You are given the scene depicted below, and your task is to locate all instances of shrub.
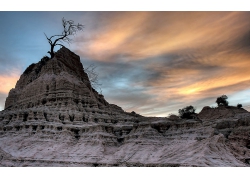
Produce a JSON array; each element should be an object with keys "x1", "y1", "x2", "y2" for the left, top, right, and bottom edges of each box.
[
  {"x1": 237, "y1": 104, "x2": 242, "y2": 108},
  {"x1": 216, "y1": 95, "x2": 229, "y2": 106},
  {"x1": 178, "y1": 105, "x2": 196, "y2": 119}
]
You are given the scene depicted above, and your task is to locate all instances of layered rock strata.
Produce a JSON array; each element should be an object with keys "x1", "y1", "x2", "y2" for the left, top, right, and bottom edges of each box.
[{"x1": 0, "y1": 47, "x2": 250, "y2": 167}]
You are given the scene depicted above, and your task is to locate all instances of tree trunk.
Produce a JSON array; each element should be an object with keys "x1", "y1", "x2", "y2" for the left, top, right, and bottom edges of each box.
[{"x1": 49, "y1": 44, "x2": 55, "y2": 58}]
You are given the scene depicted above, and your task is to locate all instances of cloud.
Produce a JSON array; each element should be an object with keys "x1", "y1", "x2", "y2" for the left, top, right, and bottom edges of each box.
[
  {"x1": 80, "y1": 57, "x2": 159, "y2": 110},
  {"x1": 75, "y1": 12, "x2": 250, "y2": 61},
  {"x1": 0, "y1": 73, "x2": 20, "y2": 94},
  {"x1": 76, "y1": 12, "x2": 250, "y2": 116}
]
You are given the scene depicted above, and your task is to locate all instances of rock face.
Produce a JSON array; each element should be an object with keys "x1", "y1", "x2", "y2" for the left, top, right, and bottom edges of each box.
[
  {"x1": 4, "y1": 47, "x2": 108, "y2": 111},
  {"x1": 198, "y1": 106, "x2": 249, "y2": 120},
  {"x1": 1, "y1": 47, "x2": 250, "y2": 167}
]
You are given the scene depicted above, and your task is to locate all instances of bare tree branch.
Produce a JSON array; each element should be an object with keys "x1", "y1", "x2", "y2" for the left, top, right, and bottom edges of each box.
[
  {"x1": 55, "y1": 43, "x2": 65, "y2": 47},
  {"x1": 44, "y1": 33, "x2": 52, "y2": 45},
  {"x1": 85, "y1": 64, "x2": 102, "y2": 94}
]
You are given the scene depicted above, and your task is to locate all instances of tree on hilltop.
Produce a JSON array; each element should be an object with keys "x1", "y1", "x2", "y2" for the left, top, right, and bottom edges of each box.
[
  {"x1": 216, "y1": 95, "x2": 229, "y2": 107},
  {"x1": 237, "y1": 103, "x2": 242, "y2": 108},
  {"x1": 44, "y1": 17, "x2": 84, "y2": 58}
]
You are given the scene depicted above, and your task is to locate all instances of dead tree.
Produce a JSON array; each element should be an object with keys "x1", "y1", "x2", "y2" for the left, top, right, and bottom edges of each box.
[
  {"x1": 44, "y1": 17, "x2": 84, "y2": 58},
  {"x1": 85, "y1": 64, "x2": 102, "y2": 94}
]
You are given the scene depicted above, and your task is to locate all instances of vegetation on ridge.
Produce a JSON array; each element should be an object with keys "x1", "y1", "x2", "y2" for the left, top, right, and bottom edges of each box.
[
  {"x1": 178, "y1": 105, "x2": 196, "y2": 119},
  {"x1": 216, "y1": 95, "x2": 229, "y2": 107}
]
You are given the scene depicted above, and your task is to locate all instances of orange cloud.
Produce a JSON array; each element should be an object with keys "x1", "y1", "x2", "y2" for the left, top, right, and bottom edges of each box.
[
  {"x1": 74, "y1": 12, "x2": 250, "y2": 116},
  {"x1": 0, "y1": 73, "x2": 19, "y2": 94},
  {"x1": 77, "y1": 12, "x2": 250, "y2": 62}
]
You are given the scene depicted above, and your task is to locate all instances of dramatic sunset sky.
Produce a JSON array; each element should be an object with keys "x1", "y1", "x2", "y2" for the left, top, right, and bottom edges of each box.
[{"x1": 0, "y1": 11, "x2": 250, "y2": 116}]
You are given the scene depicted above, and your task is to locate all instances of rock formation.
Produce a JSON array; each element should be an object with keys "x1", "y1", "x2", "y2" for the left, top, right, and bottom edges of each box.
[
  {"x1": 0, "y1": 47, "x2": 250, "y2": 167},
  {"x1": 198, "y1": 106, "x2": 248, "y2": 120}
]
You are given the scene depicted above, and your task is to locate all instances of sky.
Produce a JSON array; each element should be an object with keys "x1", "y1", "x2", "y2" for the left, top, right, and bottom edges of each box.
[{"x1": 0, "y1": 11, "x2": 250, "y2": 117}]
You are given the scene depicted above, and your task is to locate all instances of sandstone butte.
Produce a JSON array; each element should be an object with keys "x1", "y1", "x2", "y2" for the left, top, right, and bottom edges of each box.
[{"x1": 0, "y1": 47, "x2": 250, "y2": 167}]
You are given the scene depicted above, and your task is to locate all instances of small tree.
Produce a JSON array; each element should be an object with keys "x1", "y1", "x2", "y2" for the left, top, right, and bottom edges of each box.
[
  {"x1": 178, "y1": 105, "x2": 196, "y2": 119},
  {"x1": 216, "y1": 95, "x2": 229, "y2": 106},
  {"x1": 237, "y1": 103, "x2": 242, "y2": 108},
  {"x1": 44, "y1": 17, "x2": 84, "y2": 58}
]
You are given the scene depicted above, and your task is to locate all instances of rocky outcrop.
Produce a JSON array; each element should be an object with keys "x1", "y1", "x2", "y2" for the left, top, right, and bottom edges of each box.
[
  {"x1": 0, "y1": 47, "x2": 250, "y2": 167},
  {"x1": 4, "y1": 47, "x2": 108, "y2": 111},
  {"x1": 198, "y1": 106, "x2": 248, "y2": 120}
]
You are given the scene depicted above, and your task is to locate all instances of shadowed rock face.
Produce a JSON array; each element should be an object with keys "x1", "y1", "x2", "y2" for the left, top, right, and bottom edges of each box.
[
  {"x1": 1, "y1": 47, "x2": 250, "y2": 167},
  {"x1": 4, "y1": 47, "x2": 108, "y2": 111},
  {"x1": 198, "y1": 106, "x2": 248, "y2": 120}
]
